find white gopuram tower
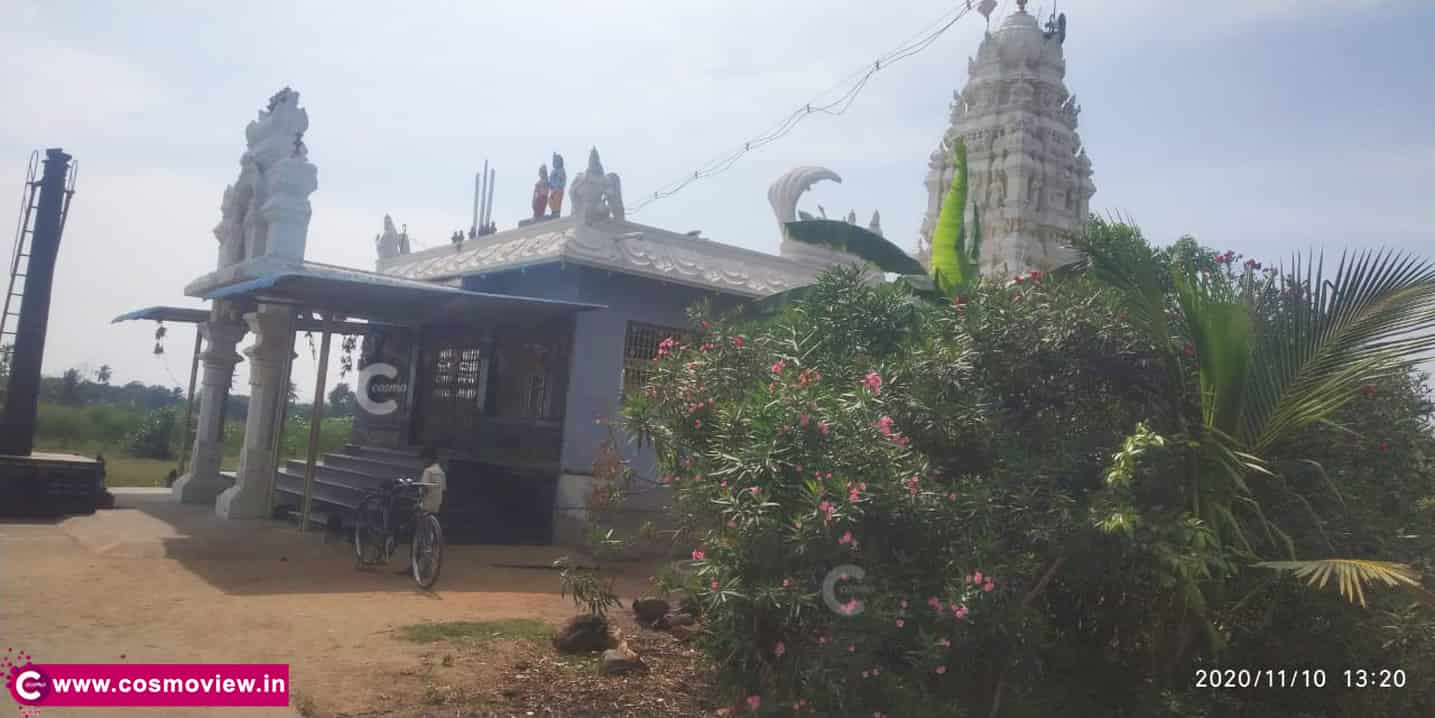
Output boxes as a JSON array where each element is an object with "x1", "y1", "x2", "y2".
[{"x1": 918, "y1": 0, "x2": 1095, "y2": 279}]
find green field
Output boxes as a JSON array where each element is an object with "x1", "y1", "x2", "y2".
[{"x1": 32, "y1": 402, "x2": 354, "y2": 488}]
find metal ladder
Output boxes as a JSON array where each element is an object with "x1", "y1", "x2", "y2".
[{"x1": 0, "y1": 151, "x2": 77, "y2": 373}]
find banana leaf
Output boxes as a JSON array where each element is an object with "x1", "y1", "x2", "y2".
[{"x1": 929, "y1": 139, "x2": 978, "y2": 297}]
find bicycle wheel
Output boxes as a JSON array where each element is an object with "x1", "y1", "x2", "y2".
[
  {"x1": 353, "y1": 497, "x2": 386, "y2": 567},
  {"x1": 410, "y1": 513, "x2": 444, "y2": 590}
]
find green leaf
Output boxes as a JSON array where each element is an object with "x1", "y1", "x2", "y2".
[
  {"x1": 1174, "y1": 270, "x2": 1253, "y2": 434},
  {"x1": 782, "y1": 220, "x2": 925, "y2": 275},
  {"x1": 750, "y1": 285, "x2": 822, "y2": 317},
  {"x1": 929, "y1": 139, "x2": 976, "y2": 296}
]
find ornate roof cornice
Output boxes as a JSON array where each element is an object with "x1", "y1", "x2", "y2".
[{"x1": 376, "y1": 216, "x2": 825, "y2": 298}]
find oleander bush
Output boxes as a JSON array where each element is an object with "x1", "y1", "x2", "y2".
[{"x1": 618, "y1": 224, "x2": 1435, "y2": 716}]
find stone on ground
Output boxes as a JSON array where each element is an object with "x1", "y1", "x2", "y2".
[
  {"x1": 599, "y1": 641, "x2": 645, "y2": 675},
  {"x1": 631, "y1": 597, "x2": 670, "y2": 627},
  {"x1": 552, "y1": 614, "x2": 613, "y2": 654}
]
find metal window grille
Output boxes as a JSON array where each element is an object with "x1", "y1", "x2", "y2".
[{"x1": 622, "y1": 321, "x2": 687, "y2": 397}]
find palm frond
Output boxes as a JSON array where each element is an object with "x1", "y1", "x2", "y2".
[
  {"x1": 782, "y1": 220, "x2": 925, "y2": 275},
  {"x1": 1244, "y1": 249, "x2": 1435, "y2": 450},
  {"x1": 1255, "y1": 559, "x2": 1426, "y2": 608},
  {"x1": 1173, "y1": 270, "x2": 1253, "y2": 435},
  {"x1": 1075, "y1": 219, "x2": 1172, "y2": 354}
]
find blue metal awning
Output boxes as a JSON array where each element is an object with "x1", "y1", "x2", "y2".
[
  {"x1": 111, "y1": 306, "x2": 211, "y2": 324},
  {"x1": 188, "y1": 264, "x2": 604, "y2": 325}
]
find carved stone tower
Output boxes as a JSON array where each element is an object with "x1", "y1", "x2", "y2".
[{"x1": 918, "y1": 2, "x2": 1095, "y2": 279}]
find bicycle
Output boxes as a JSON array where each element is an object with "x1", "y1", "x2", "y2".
[{"x1": 353, "y1": 477, "x2": 445, "y2": 590}]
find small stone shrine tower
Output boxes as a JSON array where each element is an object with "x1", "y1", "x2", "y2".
[{"x1": 919, "y1": 0, "x2": 1095, "y2": 278}]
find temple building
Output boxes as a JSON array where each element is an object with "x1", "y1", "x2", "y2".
[
  {"x1": 919, "y1": 0, "x2": 1095, "y2": 278},
  {"x1": 114, "y1": 3, "x2": 1095, "y2": 546}
]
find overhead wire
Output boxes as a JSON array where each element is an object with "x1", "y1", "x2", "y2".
[{"x1": 626, "y1": 1, "x2": 979, "y2": 215}]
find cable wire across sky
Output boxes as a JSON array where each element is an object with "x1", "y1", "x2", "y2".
[{"x1": 626, "y1": 1, "x2": 982, "y2": 215}]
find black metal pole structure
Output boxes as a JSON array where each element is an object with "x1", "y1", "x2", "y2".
[
  {"x1": 299, "y1": 324, "x2": 331, "y2": 532},
  {"x1": 176, "y1": 327, "x2": 203, "y2": 476},
  {"x1": 0, "y1": 149, "x2": 73, "y2": 456}
]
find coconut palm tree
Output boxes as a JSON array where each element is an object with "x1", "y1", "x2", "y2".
[{"x1": 1082, "y1": 225, "x2": 1435, "y2": 607}]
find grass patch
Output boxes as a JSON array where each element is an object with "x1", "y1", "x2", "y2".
[
  {"x1": 398, "y1": 619, "x2": 552, "y2": 646},
  {"x1": 34, "y1": 441, "x2": 241, "y2": 488}
]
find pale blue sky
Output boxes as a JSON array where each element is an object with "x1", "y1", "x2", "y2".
[{"x1": 1, "y1": 0, "x2": 1431, "y2": 393}]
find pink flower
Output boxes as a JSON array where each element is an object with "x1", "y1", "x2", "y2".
[
  {"x1": 818, "y1": 421, "x2": 831, "y2": 436},
  {"x1": 694, "y1": 419, "x2": 703, "y2": 429},
  {"x1": 848, "y1": 643, "x2": 856, "y2": 653},
  {"x1": 783, "y1": 578, "x2": 793, "y2": 589},
  {"x1": 817, "y1": 635, "x2": 829, "y2": 645},
  {"x1": 720, "y1": 480, "x2": 728, "y2": 489},
  {"x1": 895, "y1": 618, "x2": 905, "y2": 628},
  {"x1": 818, "y1": 500, "x2": 835, "y2": 521},
  {"x1": 711, "y1": 580, "x2": 720, "y2": 591},
  {"x1": 928, "y1": 596, "x2": 943, "y2": 613},
  {"x1": 692, "y1": 548, "x2": 706, "y2": 561},
  {"x1": 746, "y1": 695, "x2": 761, "y2": 711},
  {"x1": 727, "y1": 519, "x2": 737, "y2": 529},
  {"x1": 838, "y1": 530, "x2": 854, "y2": 546},
  {"x1": 875, "y1": 416, "x2": 896, "y2": 435},
  {"x1": 862, "y1": 371, "x2": 883, "y2": 394},
  {"x1": 771, "y1": 359, "x2": 787, "y2": 374},
  {"x1": 775, "y1": 641, "x2": 786, "y2": 657},
  {"x1": 732, "y1": 336, "x2": 745, "y2": 348},
  {"x1": 954, "y1": 605, "x2": 969, "y2": 620},
  {"x1": 984, "y1": 580, "x2": 994, "y2": 593},
  {"x1": 749, "y1": 486, "x2": 761, "y2": 497},
  {"x1": 799, "y1": 413, "x2": 810, "y2": 427},
  {"x1": 972, "y1": 571, "x2": 983, "y2": 584},
  {"x1": 904, "y1": 475, "x2": 921, "y2": 495},
  {"x1": 935, "y1": 665, "x2": 947, "y2": 675},
  {"x1": 661, "y1": 474, "x2": 675, "y2": 485},
  {"x1": 947, "y1": 492, "x2": 957, "y2": 502},
  {"x1": 693, "y1": 473, "x2": 703, "y2": 481},
  {"x1": 701, "y1": 320, "x2": 711, "y2": 332},
  {"x1": 938, "y1": 637, "x2": 951, "y2": 647},
  {"x1": 841, "y1": 599, "x2": 859, "y2": 616},
  {"x1": 899, "y1": 599, "x2": 909, "y2": 609}
]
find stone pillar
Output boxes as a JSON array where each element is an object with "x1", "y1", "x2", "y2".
[
  {"x1": 172, "y1": 305, "x2": 247, "y2": 504},
  {"x1": 216, "y1": 305, "x2": 294, "y2": 519}
]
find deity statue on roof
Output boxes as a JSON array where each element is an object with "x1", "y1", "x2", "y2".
[
  {"x1": 547, "y1": 153, "x2": 567, "y2": 217},
  {"x1": 376, "y1": 214, "x2": 405, "y2": 259},
  {"x1": 570, "y1": 148, "x2": 625, "y2": 225},
  {"x1": 532, "y1": 165, "x2": 551, "y2": 220}
]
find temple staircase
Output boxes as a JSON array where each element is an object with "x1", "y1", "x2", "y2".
[{"x1": 272, "y1": 444, "x2": 425, "y2": 528}]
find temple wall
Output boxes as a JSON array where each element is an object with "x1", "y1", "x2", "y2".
[{"x1": 464, "y1": 264, "x2": 746, "y2": 548}]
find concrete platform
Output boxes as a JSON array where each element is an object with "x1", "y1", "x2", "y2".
[{"x1": 0, "y1": 451, "x2": 108, "y2": 517}]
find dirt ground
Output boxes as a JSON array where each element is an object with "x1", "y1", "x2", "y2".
[{"x1": 0, "y1": 489, "x2": 694, "y2": 718}]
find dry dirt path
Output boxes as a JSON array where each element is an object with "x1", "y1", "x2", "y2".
[{"x1": 1, "y1": 489, "x2": 655, "y2": 718}]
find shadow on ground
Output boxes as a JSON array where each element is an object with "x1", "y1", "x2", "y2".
[{"x1": 61, "y1": 489, "x2": 652, "y2": 598}]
